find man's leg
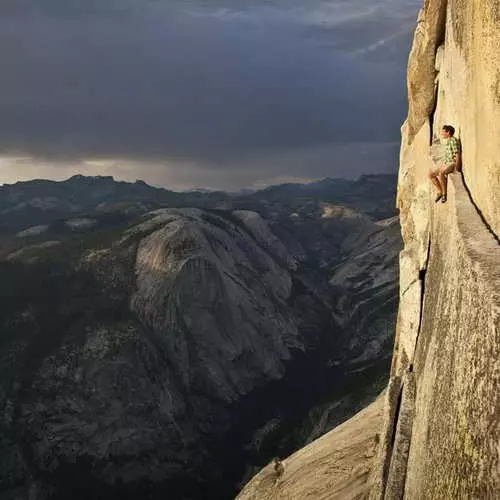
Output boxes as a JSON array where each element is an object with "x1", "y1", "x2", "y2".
[
  {"x1": 439, "y1": 164, "x2": 455, "y2": 202},
  {"x1": 428, "y1": 170, "x2": 443, "y2": 201}
]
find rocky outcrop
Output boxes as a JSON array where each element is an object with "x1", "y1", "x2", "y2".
[
  {"x1": 239, "y1": 3, "x2": 498, "y2": 499},
  {"x1": 434, "y1": 0, "x2": 500, "y2": 237},
  {"x1": 406, "y1": 0, "x2": 500, "y2": 235},
  {"x1": 0, "y1": 201, "x2": 401, "y2": 499},
  {"x1": 236, "y1": 397, "x2": 384, "y2": 500},
  {"x1": 371, "y1": 1, "x2": 500, "y2": 498},
  {"x1": 0, "y1": 208, "x2": 318, "y2": 499},
  {"x1": 130, "y1": 208, "x2": 303, "y2": 402}
]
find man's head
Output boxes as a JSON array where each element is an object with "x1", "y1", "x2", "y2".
[{"x1": 441, "y1": 125, "x2": 455, "y2": 138}]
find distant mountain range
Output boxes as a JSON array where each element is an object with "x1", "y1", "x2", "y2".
[{"x1": 0, "y1": 174, "x2": 397, "y2": 237}]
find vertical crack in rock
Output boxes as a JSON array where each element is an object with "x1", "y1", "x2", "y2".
[
  {"x1": 416, "y1": 239, "x2": 431, "y2": 338},
  {"x1": 383, "y1": 372, "x2": 416, "y2": 500},
  {"x1": 369, "y1": 376, "x2": 402, "y2": 500},
  {"x1": 382, "y1": 389, "x2": 403, "y2": 499},
  {"x1": 371, "y1": 237, "x2": 430, "y2": 499}
]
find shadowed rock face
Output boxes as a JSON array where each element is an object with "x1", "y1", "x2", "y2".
[{"x1": 0, "y1": 187, "x2": 401, "y2": 500}]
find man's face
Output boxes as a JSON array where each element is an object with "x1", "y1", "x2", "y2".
[{"x1": 441, "y1": 128, "x2": 451, "y2": 138}]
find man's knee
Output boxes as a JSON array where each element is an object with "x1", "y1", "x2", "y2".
[
  {"x1": 440, "y1": 164, "x2": 454, "y2": 175},
  {"x1": 428, "y1": 170, "x2": 437, "y2": 179}
]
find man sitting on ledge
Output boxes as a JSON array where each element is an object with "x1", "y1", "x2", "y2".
[{"x1": 429, "y1": 124, "x2": 462, "y2": 203}]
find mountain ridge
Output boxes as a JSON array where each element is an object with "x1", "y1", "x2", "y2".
[{"x1": 0, "y1": 174, "x2": 401, "y2": 499}]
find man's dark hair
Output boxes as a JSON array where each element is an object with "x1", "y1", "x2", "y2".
[{"x1": 442, "y1": 125, "x2": 455, "y2": 136}]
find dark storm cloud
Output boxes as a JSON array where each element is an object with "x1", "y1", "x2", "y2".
[{"x1": 0, "y1": 0, "x2": 421, "y2": 188}]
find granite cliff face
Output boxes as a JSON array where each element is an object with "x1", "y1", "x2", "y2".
[
  {"x1": 239, "y1": 1, "x2": 499, "y2": 498},
  {"x1": 374, "y1": 1, "x2": 500, "y2": 498},
  {"x1": 0, "y1": 177, "x2": 401, "y2": 500}
]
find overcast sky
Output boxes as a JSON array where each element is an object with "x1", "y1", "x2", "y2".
[{"x1": 0, "y1": 0, "x2": 421, "y2": 190}]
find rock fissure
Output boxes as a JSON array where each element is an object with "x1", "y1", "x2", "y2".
[
  {"x1": 381, "y1": 386, "x2": 403, "y2": 499},
  {"x1": 383, "y1": 372, "x2": 416, "y2": 500},
  {"x1": 415, "y1": 240, "x2": 431, "y2": 338}
]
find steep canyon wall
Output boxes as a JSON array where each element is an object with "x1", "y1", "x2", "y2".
[
  {"x1": 371, "y1": 1, "x2": 500, "y2": 498},
  {"x1": 232, "y1": 2, "x2": 499, "y2": 499}
]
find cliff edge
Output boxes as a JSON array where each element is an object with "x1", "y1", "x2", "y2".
[
  {"x1": 371, "y1": 0, "x2": 500, "y2": 498},
  {"x1": 237, "y1": 397, "x2": 384, "y2": 500},
  {"x1": 238, "y1": 1, "x2": 499, "y2": 499}
]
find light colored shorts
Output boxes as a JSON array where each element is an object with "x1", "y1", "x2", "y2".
[{"x1": 430, "y1": 163, "x2": 455, "y2": 175}]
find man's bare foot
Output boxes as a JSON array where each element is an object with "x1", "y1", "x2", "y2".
[{"x1": 435, "y1": 193, "x2": 443, "y2": 203}]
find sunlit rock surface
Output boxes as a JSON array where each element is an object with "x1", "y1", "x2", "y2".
[
  {"x1": 238, "y1": 2, "x2": 499, "y2": 498},
  {"x1": 371, "y1": 1, "x2": 500, "y2": 498},
  {"x1": 237, "y1": 397, "x2": 384, "y2": 500}
]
